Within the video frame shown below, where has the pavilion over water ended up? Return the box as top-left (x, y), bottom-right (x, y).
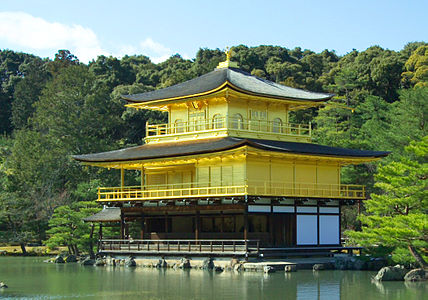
top-left (75, 50), bottom-right (388, 257)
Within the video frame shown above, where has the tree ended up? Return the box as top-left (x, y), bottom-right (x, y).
top-left (347, 137), bottom-right (428, 268)
top-left (402, 45), bottom-right (428, 88)
top-left (12, 59), bottom-right (50, 129)
top-left (44, 181), bottom-right (101, 256)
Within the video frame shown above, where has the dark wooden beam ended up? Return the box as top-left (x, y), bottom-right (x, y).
top-left (122, 204), bottom-right (245, 213)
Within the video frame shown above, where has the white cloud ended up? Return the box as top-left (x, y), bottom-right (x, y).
top-left (0, 12), bottom-right (188, 64)
top-left (139, 38), bottom-right (174, 63)
top-left (0, 11), bottom-right (107, 62)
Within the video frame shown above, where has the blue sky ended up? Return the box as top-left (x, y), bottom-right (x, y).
top-left (0, 0), bottom-right (426, 63)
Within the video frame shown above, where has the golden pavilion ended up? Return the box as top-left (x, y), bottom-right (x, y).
top-left (75, 51), bottom-right (388, 257)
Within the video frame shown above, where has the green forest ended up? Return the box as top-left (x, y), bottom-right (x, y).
top-left (0, 44), bottom-right (427, 263)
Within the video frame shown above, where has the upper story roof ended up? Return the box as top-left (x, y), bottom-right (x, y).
top-left (122, 67), bottom-right (334, 104)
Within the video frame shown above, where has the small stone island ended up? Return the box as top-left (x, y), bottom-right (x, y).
top-left (74, 50), bottom-right (389, 263)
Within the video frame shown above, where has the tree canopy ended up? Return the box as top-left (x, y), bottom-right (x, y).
top-left (347, 137), bottom-right (428, 267)
top-left (0, 43), bottom-right (427, 256)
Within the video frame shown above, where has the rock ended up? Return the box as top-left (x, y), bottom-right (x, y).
top-left (81, 257), bottom-right (95, 266)
top-left (404, 268), bottom-right (427, 282)
top-left (263, 266), bottom-right (275, 274)
top-left (230, 258), bottom-right (239, 268)
top-left (0, 282), bottom-right (8, 288)
top-left (54, 255), bottom-right (65, 264)
top-left (313, 264), bottom-right (325, 271)
top-left (94, 258), bottom-right (106, 266)
top-left (373, 265), bottom-right (409, 281)
top-left (64, 255), bottom-right (77, 263)
top-left (202, 258), bottom-right (214, 270)
top-left (214, 266), bottom-right (224, 272)
top-left (125, 257), bottom-right (136, 267)
top-left (284, 264), bottom-right (297, 272)
top-left (155, 258), bottom-right (167, 268)
top-left (177, 258), bottom-right (191, 269)
top-left (106, 256), bottom-right (116, 266)
top-left (234, 263), bottom-right (243, 272)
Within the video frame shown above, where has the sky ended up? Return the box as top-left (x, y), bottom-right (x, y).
top-left (0, 0), bottom-right (427, 63)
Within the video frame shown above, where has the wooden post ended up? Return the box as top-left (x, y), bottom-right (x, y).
top-left (125, 223), bottom-right (129, 239)
top-left (164, 212), bottom-right (168, 239)
top-left (244, 207), bottom-right (248, 241)
top-left (89, 223), bottom-right (95, 259)
top-left (120, 212), bottom-right (125, 239)
top-left (140, 213), bottom-right (145, 239)
top-left (195, 210), bottom-right (200, 241)
top-left (120, 166), bottom-right (125, 200)
top-left (99, 223), bottom-right (103, 240)
top-left (269, 214), bottom-right (274, 246)
top-left (220, 211), bottom-right (224, 233)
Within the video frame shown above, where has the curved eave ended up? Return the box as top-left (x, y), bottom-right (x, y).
top-left (124, 81), bottom-right (332, 110)
top-left (73, 138), bottom-right (390, 168)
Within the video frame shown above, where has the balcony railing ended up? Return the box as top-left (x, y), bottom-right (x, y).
top-left (146, 116), bottom-right (311, 140)
top-left (97, 181), bottom-right (365, 201)
top-left (99, 239), bottom-right (260, 256)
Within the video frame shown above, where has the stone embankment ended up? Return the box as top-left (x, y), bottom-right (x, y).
top-left (45, 253), bottom-right (427, 280)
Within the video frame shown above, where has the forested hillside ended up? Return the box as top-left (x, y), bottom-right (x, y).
top-left (0, 44), bottom-right (427, 253)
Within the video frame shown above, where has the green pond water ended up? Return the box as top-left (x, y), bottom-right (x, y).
top-left (0, 257), bottom-right (426, 299)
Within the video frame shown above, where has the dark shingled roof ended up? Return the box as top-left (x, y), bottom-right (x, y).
top-left (73, 137), bottom-right (390, 163)
top-left (122, 67), bottom-right (334, 103)
top-left (83, 207), bottom-right (121, 222)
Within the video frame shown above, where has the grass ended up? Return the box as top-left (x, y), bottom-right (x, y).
top-left (0, 245), bottom-right (67, 256)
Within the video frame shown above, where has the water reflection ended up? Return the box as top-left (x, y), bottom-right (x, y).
top-left (0, 257), bottom-right (426, 300)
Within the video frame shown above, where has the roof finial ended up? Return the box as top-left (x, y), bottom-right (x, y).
top-left (225, 47), bottom-right (232, 62)
top-left (217, 46), bottom-right (239, 69)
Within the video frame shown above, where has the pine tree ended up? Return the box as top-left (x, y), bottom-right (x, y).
top-left (347, 137), bottom-right (428, 267)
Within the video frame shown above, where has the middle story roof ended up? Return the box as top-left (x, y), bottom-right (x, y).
top-left (73, 137), bottom-right (390, 165)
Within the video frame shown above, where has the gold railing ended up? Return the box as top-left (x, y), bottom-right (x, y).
top-left (246, 181), bottom-right (365, 199)
top-left (146, 116), bottom-right (311, 139)
top-left (97, 181), bottom-right (365, 201)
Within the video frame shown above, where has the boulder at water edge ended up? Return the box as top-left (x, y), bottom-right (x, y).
top-left (64, 255), bottom-right (77, 263)
top-left (263, 266), bottom-right (275, 274)
top-left (155, 258), bottom-right (167, 268)
top-left (54, 255), bottom-right (65, 264)
top-left (125, 257), bottom-right (136, 267)
top-left (284, 264), bottom-right (297, 272)
top-left (177, 258), bottom-right (191, 269)
top-left (373, 265), bottom-right (409, 281)
top-left (0, 282), bottom-right (8, 288)
top-left (404, 268), bottom-right (427, 282)
top-left (80, 257), bottom-right (95, 266)
top-left (94, 258), bottom-right (106, 266)
top-left (202, 258), bottom-right (214, 270)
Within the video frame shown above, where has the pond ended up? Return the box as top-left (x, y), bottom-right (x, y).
top-left (0, 257), bottom-right (426, 299)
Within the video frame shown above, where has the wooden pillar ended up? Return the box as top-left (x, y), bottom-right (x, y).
top-left (120, 167), bottom-right (125, 189)
top-left (269, 214), bottom-right (274, 246)
top-left (120, 212), bottom-right (125, 239)
top-left (164, 212), bottom-right (168, 238)
top-left (89, 223), bottom-right (95, 258)
top-left (195, 210), bottom-right (200, 240)
top-left (244, 207), bottom-right (248, 241)
top-left (140, 213), bottom-right (145, 239)
top-left (141, 166), bottom-right (145, 190)
top-left (220, 211), bottom-right (224, 233)
top-left (99, 223), bottom-right (103, 240)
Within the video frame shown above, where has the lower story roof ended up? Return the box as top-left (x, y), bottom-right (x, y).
top-left (72, 137), bottom-right (390, 163)
top-left (83, 207), bottom-right (121, 222)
